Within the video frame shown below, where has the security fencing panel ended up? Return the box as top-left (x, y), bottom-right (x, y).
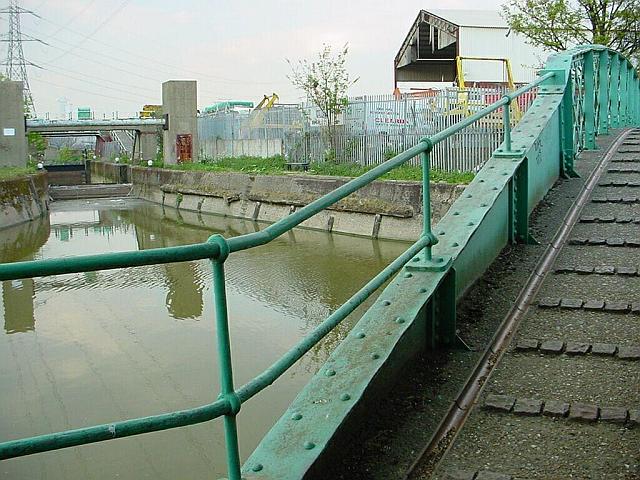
top-left (199, 87), bottom-right (539, 171)
top-left (287, 87), bottom-right (538, 171)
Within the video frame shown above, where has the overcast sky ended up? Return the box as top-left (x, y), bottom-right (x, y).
top-left (3, 0), bottom-right (506, 118)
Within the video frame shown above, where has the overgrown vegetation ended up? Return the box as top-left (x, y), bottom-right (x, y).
top-left (0, 166), bottom-right (37, 181)
top-left (53, 146), bottom-right (83, 164)
top-left (27, 132), bottom-right (46, 160)
top-left (160, 155), bottom-right (474, 184)
top-left (110, 151), bottom-right (131, 163)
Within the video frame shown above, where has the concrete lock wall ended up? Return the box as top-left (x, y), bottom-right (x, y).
top-left (0, 81), bottom-right (27, 168)
top-left (162, 80), bottom-right (198, 164)
top-left (0, 172), bottom-right (48, 230)
top-left (90, 161), bottom-right (464, 241)
top-left (199, 138), bottom-right (283, 159)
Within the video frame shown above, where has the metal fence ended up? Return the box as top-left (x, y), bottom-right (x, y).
top-left (288, 87), bottom-right (538, 171)
top-left (197, 105), bottom-right (304, 141)
top-left (197, 87), bottom-right (538, 171)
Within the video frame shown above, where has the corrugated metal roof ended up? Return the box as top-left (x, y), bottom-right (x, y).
top-left (428, 9), bottom-right (508, 29)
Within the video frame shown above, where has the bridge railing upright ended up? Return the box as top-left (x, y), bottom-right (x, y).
top-left (0, 45), bottom-right (638, 480)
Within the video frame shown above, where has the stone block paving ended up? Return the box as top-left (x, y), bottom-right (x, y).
top-left (482, 394), bottom-right (638, 427)
top-left (514, 337), bottom-right (640, 359)
top-left (432, 132), bottom-right (640, 480)
top-left (537, 297), bottom-right (640, 314)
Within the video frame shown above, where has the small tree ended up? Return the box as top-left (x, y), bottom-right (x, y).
top-left (27, 132), bottom-right (46, 160)
top-left (502, 0), bottom-right (640, 60)
top-left (288, 44), bottom-right (358, 159)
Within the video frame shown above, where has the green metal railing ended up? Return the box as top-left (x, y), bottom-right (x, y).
top-left (0, 46), bottom-right (638, 480)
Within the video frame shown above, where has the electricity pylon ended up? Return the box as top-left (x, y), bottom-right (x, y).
top-left (0, 0), bottom-right (45, 117)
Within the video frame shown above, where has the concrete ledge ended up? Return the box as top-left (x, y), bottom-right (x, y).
top-left (49, 184), bottom-right (132, 200)
top-left (90, 161), bottom-right (464, 241)
top-left (0, 172), bottom-right (48, 230)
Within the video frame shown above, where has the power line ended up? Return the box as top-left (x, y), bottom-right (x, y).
top-left (35, 14), bottom-right (288, 86)
top-left (31, 75), bottom-right (146, 103)
top-left (27, 34), bottom-right (233, 99)
top-left (39, 65), bottom-right (158, 101)
top-left (48, 0), bottom-right (131, 63)
top-left (44, 0), bottom-right (99, 39)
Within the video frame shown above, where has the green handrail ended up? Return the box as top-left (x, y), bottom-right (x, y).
top-left (1, 45), bottom-right (638, 480)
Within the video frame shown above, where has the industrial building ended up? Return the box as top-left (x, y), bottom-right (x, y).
top-left (394, 10), bottom-right (549, 88)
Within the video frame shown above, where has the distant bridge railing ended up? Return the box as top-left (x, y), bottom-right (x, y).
top-left (0, 45), bottom-right (638, 480)
top-left (26, 118), bottom-right (165, 132)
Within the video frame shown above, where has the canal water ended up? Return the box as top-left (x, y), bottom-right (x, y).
top-left (0, 199), bottom-right (410, 479)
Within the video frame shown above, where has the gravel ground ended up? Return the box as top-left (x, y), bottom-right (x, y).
top-left (486, 353), bottom-right (640, 405)
top-left (432, 412), bottom-right (639, 480)
top-left (516, 309), bottom-right (640, 346)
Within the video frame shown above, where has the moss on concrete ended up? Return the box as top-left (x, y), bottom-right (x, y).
top-left (247, 190), bottom-right (414, 217)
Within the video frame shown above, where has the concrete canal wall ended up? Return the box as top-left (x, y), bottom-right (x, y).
top-left (0, 172), bottom-right (48, 230)
top-left (90, 161), bottom-right (464, 241)
top-left (200, 138), bottom-right (283, 159)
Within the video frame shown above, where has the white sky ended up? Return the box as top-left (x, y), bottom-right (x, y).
top-left (3, 0), bottom-right (505, 118)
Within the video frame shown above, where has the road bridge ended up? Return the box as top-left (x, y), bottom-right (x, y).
top-left (0, 45), bottom-right (638, 480)
top-left (26, 118), bottom-right (164, 163)
top-left (1, 80), bottom-right (197, 166)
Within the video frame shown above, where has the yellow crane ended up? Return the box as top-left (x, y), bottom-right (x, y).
top-left (254, 93), bottom-right (279, 110)
top-left (249, 93), bottom-right (279, 128)
top-left (453, 56), bottom-right (522, 120)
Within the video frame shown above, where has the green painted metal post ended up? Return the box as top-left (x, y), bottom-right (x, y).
top-left (634, 75), bottom-right (640, 126)
top-left (583, 51), bottom-right (596, 149)
top-left (503, 101), bottom-right (512, 152)
top-left (632, 67), bottom-right (637, 126)
top-left (597, 50), bottom-right (610, 135)
top-left (508, 159), bottom-right (533, 244)
top-left (211, 249), bottom-right (242, 480)
top-left (560, 79), bottom-right (577, 177)
top-left (421, 150), bottom-right (433, 261)
top-left (619, 63), bottom-right (628, 126)
top-left (425, 268), bottom-right (457, 349)
top-left (609, 54), bottom-right (620, 128)
top-left (625, 65), bottom-right (634, 126)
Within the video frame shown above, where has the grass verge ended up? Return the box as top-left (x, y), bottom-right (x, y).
top-left (0, 166), bottom-right (37, 181)
top-left (160, 155), bottom-right (474, 184)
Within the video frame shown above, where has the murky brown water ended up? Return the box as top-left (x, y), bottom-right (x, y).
top-left (0, 198), bottom-right (409, 479)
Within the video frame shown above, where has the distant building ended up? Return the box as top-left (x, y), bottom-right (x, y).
top-left (394, 10), bottom-right (549, 89)
top-left (57, 97), bottom-right (72, 120)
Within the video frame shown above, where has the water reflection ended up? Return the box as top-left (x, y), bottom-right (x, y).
top-left (2, 279), bottom-right (35, 333)
top-left (0, 198), bottom-right (410, 479)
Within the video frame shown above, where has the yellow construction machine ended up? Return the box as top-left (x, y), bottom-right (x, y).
top-left (248, 93), bottom-right (279, 128)
top-left (452, 56), bottom-right (522, 121)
